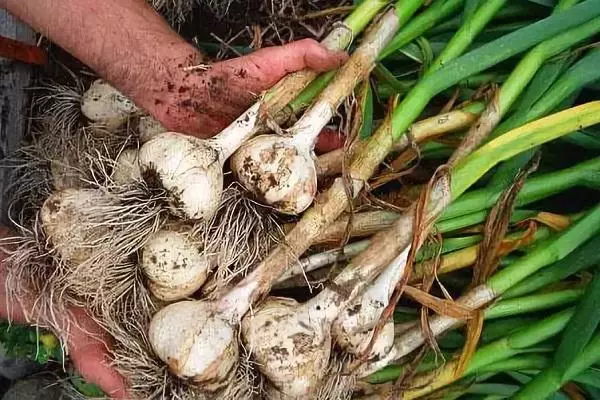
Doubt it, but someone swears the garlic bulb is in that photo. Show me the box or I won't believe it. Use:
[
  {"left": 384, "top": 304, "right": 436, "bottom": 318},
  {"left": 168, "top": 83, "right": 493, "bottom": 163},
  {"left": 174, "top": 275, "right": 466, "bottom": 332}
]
[
  {"left": 231, "top": 134, "right": 317, "bottom": 215},
  {"left": 332, "top": 246, "right": 410, "bottom": 357},
  {"left": 141, "top": 227, "right": 213, "bottom": 301},
  {"left": 241, "top": 297, "right": 331, "bottom": 397},
  {"left": 111, "top": 149, "right": 142, "bottom": 185},
  {"left": 138, "top": 103, "right": 260, "bottom": 220},
  {"left": 149, "top": 300, "right": 238, "bottom": 391},
  {"left": 81, "top": 80, "right": 139, "bottom": 130},
  {"left": 40, "top": 188, "right": 112, "bottom": 264},
  {"left": 148, "top": 278, "right": 259, "bottom": 391}
]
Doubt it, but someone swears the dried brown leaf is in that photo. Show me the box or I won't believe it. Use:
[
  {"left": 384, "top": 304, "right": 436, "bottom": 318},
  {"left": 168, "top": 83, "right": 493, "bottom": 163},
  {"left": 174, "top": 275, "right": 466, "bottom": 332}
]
[
  {"left": 361, "top": 167, "right": 452, "bottom": 361},
  {"left": 454, "top": 153, "right": 540, "bottom": 377},
  {"left": 403, "top": 286, "right": 473, "bottom": 320},
  {"left": 523, "top": 211, "right": 572, "bottom": 231}
]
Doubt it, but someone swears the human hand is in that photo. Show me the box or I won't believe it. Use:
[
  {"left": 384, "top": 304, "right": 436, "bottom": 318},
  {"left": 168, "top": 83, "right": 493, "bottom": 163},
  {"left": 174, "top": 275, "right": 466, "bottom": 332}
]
[
  {"left": 139, "top": 38, "right": 348, "bottom": 138},
  {"left": 0, "top": 234, "right": 127, "bottom": 398}
]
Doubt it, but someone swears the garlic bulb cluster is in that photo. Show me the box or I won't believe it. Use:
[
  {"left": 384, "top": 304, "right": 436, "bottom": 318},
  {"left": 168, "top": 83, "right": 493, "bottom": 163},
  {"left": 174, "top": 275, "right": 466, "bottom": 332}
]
[
  {"left": 81, "top": 80, "right": 139, "bottom": 130},
  {"left": 141, "top": 227, "right": 213, "bottom": 301}
]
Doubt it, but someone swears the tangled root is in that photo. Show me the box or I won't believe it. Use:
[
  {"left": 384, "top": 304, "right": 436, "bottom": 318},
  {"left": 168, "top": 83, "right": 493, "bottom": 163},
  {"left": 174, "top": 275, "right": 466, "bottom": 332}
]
[
  {"left": 199, "top": 183, "right": 284, "bottom": 296},
  {"left": 317, "top": 352, "right": 356, "bottom": 400},
  {"left": 0, "top": 218, "right": 65, "bottom": 333},
  {"left": 30, "top": 78, "right": 85, "bottom": 136},
  {"left": 149, "top": 0, "right": 196, "bottom": 27}
]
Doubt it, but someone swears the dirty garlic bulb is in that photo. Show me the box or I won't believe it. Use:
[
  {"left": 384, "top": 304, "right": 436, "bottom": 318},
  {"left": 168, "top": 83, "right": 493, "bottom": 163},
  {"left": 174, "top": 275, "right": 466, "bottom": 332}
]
[
  {"left": 231, "top": 131, "right": 318, "bottom": 215},
  {"left": 40, "top": 188, "right": 114, "bottom": 264},
  {"left": 241, "top": 296, "right": 334, "bottom": 397},
  {"left": 332, "top": 246, "right": 410, "bottom": 357},
  {"left": 148, "top": 279, "right": 258, "bottom": 391},
  {"left": 81, "top": 80, "right": 139, "bottom": 130},
  {"left": 138, "top": 103, "right": 260, "bottom": 220},
  {"left": 141, "top": 226, "right": 213, "bottom": 301}
]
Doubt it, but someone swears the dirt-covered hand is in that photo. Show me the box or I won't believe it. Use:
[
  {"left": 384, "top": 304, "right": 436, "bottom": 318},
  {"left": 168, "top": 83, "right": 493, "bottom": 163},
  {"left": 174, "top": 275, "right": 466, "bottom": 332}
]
[{"left": 146, "top": 39, "right": 348, "bottom": 137}]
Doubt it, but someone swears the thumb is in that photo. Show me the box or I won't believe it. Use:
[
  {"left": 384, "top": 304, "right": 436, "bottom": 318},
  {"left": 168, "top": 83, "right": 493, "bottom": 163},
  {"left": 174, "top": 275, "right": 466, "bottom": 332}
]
[{"left": 226, "top": 39, "right": 348, "bottom": 90}]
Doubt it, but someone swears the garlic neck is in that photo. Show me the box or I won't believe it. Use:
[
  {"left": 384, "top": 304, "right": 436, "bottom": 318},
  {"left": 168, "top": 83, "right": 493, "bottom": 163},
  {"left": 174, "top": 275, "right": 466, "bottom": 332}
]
[
  {"left": 217, "top": 278, "right": 260, "bottom": 323},
  {"left": 303, "top": 286, "right": 349, "bottom": 325},
  {"left": 289, "top": 101, "right": 334, "bottom": 152},
  {"left": 374, "top": 245, "right": 411, "bottom": 299},
  {"left": 211, "top": 102, "right": 261, "bottom": 160}
]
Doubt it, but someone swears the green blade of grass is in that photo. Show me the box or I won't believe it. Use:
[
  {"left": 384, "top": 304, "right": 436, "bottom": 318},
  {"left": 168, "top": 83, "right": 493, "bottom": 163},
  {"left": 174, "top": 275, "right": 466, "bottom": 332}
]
[
  {"left": 442, "top": 157, "right": 600, "bottom": 220},
  {"left": 485, "top": 288, "right": 584, "bottom": 319},
  {"left": 503, "top": 235, "right": 600, "bottom": 298}
]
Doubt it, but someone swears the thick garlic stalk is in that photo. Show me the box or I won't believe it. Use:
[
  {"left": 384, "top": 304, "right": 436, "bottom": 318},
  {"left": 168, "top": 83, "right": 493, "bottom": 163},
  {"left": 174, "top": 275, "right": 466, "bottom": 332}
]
[
  {"left": 81, "top": 80, "right": 139, "bottom": 130},
  {"left": 141, "top": 227, "right": 213, "bottom": 301},
  {"left": 231, "top": 10, "right": 401, "bottom": 215},
  {"left": 332, "top": 246, "right": 410, "bottom": 357},
  {"left": 138, "top": 103, "right": 260, "bottom": 220}
]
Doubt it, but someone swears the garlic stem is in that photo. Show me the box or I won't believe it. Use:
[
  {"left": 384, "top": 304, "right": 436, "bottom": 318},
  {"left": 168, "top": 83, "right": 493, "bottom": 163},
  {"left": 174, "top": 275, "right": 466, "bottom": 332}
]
[
  {"left": 232, "top": 9, "right": 402, "bottom": 214},
  {"left": 333, "top": 246, "right": 410, "bottom": 355},
  {"left": 209, "top": 102, "right": 261, "bottom": 160},
  {"left": 276, "top": 239, "right": 370, "bottom": 284},
  {"left": 316, "top": 103, "right": 483, "bottom": 178}
]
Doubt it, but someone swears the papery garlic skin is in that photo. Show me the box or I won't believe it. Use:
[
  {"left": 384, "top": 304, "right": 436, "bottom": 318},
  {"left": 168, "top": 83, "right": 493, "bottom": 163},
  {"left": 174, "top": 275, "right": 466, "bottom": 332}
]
[
  {"left": 141, "top": 228, "right": 212, "bottom": 301},
  {"left": 81, "top": 80, "right": 138, "bottom": 130},
  {"left": 231, "top": 135, "right": 317, "bottom": 215},
  {"left": 149, "top": 300, "right": 238, "bottom": 391},
  {"left": 138, "top": 132, "right": 223, "bottom": 220}
]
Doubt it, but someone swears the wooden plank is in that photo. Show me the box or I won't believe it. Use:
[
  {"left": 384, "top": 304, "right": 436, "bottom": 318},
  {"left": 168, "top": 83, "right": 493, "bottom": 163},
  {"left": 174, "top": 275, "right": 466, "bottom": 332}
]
[{"left": 0, "top": 10, "right": 36, "bottom": 220}]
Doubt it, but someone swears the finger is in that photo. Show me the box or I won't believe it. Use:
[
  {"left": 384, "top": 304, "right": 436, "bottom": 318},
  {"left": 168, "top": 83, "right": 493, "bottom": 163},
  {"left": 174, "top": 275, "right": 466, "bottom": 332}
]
[
  {"left": 67, "top": 308, "right": 129, "bottom": 399},
  {"left": 275, "top": 38, "right": 349, "bottom": 72},
  {"left": 226, "top": 39, "right": 348, "bottom": 89}
]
